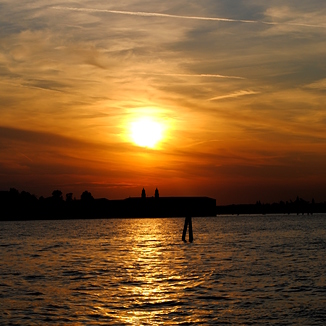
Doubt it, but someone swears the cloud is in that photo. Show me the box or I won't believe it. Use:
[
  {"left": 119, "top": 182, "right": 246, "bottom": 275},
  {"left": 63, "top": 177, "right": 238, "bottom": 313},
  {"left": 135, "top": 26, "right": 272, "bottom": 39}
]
[
  {"left": 209, "top": 90, "right": 259, "bottom": 101},
  {"left": 0, "top": 125, "right": 133, "bottom": 155},
  {"left": 304, "top": 78, "right": 326, "bottom": 90},
  {"left": 262, "top": 5, "right": 326, "bottom": 33},
  {"left": 0, "top": 125, "right": 94, "bottom": 149}
]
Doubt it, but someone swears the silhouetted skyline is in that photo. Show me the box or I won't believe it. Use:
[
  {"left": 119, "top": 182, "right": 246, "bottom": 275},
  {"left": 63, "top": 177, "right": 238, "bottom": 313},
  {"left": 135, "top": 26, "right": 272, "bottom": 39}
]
[
  {"left": 1, "top": 187, "right": 325, "bottom": 221},
  {"left": 0, "top": 187, "right": 217, "bottom": 220}
]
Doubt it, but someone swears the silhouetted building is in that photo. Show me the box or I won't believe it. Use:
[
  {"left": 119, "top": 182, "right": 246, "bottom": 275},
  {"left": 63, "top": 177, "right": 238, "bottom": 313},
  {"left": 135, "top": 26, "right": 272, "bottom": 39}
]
[
  {"left": 155, "top": 188, "right": 159, "bottom": 198},
  {"left": 116, "top": 196, "right": 216, "bottom": 217},
  {"left": 141, "top": 188, "right": 146, "bottom": 198}
]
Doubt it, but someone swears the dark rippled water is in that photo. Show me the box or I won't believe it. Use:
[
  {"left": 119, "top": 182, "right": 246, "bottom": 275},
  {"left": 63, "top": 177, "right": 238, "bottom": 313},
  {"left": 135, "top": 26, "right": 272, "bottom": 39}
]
[{"left": 1, "top": 214, "right": 326, "bottom": 325}]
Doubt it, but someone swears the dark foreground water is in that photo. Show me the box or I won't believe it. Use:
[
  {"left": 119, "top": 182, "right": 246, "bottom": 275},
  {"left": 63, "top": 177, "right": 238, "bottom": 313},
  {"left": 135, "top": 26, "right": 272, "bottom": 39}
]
[{"left": 1, "top": 214, "right": 325, "bottom": 325}]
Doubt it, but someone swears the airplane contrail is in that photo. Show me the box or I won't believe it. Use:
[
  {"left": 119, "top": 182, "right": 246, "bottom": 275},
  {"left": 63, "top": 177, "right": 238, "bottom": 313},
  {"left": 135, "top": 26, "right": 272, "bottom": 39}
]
[
  {"left": 52, "top": 6, "right": 326, "bottom": 29},
  {"left": 141, "top": 73, "right": 245, "bottom": 80},
  {"left": 209, "top": 90, "right": 259, "bottom": 101}
]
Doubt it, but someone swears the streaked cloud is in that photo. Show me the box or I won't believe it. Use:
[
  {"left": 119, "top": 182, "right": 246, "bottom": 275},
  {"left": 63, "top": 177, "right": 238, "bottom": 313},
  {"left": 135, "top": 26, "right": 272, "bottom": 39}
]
[{"left": 304, "top": 78, "right": 326, "bottom": 90}]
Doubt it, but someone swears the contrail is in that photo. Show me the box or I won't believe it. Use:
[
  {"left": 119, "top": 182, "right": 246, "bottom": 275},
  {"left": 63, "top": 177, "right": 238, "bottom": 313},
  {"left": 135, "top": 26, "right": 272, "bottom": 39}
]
[
  {"left": 20, "top": 153, "right": 33, "bottom": 162},
  {"left": 52, "top": 6, "right": 256, "bottom": 23},
  {"left": 52, "top": 6, "right": 326, "bottom": 28},
  {"left": 209, "top": 90, "right": 259, "bottom": 101},
  {"left": 141, "top": 73, "right": 245, "bottom": 80}
]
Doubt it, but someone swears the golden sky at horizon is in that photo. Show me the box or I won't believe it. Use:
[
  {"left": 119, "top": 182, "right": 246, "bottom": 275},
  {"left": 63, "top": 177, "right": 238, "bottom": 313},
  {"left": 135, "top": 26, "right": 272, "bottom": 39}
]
[{"left": 1, "top": 1, "right": 326, "bottom": 204}]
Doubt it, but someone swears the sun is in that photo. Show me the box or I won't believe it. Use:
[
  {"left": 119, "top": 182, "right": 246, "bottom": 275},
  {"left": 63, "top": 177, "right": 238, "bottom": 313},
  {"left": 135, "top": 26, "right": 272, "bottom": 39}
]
[{"left": 130, "top": 117, "right": 164, "bottom": 148}]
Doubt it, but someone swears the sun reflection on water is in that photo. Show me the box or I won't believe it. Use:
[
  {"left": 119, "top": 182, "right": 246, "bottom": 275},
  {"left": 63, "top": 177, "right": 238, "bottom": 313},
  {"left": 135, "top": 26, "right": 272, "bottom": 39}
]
[{"left": 111, "top": 218, "right": 189, "bottom": 324}]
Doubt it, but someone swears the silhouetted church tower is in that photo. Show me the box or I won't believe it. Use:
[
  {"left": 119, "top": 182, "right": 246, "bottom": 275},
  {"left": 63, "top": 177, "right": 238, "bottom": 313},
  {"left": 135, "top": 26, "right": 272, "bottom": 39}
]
[
  {"left": 155, "top": 188, "right": 159, "bottom": 198},
  {"left": 141, "top": 188, "right": 146, "bottom": 198}
]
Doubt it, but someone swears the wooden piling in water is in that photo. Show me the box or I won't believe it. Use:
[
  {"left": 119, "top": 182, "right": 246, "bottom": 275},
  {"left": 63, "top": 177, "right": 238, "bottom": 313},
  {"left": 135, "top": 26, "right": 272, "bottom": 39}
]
[
  {"left": 182, "top": 216, "right": 193, "bottom": 242},
  {"left": 188, "top": 216, "right": 193, "bottom": 243},
  {"left": 182, "top": 217, "right": 188, "bottom": 242}
]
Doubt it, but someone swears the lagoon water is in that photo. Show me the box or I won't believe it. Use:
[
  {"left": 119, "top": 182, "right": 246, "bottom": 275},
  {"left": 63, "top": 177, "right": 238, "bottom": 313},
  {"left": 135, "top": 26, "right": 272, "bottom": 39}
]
[{"left": 1, "top": 214, "right": 325, "bottom": 325}]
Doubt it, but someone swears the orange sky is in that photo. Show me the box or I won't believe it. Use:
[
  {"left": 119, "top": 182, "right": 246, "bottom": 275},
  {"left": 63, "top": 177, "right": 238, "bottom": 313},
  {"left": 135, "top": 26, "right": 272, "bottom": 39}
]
[{"left": 1, "top": 1, "right": 326, "bottom": 204}]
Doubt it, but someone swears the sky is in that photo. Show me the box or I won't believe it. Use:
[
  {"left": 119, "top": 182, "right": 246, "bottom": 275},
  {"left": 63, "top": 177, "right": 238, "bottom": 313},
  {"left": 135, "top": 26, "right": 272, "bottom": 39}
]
[{"left": 1, "top": 0, "right": 326, "bottom": 204}]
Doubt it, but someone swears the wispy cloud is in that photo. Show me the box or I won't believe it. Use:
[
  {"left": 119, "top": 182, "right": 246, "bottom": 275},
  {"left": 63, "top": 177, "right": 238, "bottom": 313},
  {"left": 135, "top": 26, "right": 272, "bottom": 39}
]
[
  {"left": 69, "top": 181, "right": 138, "bottom": 188},
  {"left": 52, "top": 6, "right": 326, "bottom": 29},
  {"left": 304, "top": 78, "right": 326, "bottom": 90},
  {"left": 264, "top": 6, "right": 326, "bottom": 30},
  {"left": 209, "top": 90, "right": 259, "bottom": 101}
]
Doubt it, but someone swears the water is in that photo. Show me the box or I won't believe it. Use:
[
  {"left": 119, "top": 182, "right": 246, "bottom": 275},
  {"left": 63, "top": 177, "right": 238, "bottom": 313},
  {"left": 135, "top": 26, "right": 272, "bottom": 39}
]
[{"left": 1, "top": 214, "right": 325, "bottom": 325}]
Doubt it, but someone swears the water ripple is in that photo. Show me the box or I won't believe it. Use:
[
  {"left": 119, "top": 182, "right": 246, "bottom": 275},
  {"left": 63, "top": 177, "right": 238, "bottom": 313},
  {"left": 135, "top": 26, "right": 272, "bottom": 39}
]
[{"left": 1, "top": 215, "right": 326, "bottom": 324}]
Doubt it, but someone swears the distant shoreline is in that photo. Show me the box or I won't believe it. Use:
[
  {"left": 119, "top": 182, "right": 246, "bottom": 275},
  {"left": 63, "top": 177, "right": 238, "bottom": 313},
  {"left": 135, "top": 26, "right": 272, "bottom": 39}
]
[
  {"left": 216, "top": 200, "right": 326, "bottom": 215},
  {"left": 1, "top": 189, "right": 325, "bottom": 221}
]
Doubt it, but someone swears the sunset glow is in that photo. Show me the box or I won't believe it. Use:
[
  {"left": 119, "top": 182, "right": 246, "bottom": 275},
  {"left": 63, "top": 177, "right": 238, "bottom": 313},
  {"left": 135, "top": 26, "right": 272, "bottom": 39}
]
[{"left": 0, "top": 1, "right": 326, "bottom": 204}]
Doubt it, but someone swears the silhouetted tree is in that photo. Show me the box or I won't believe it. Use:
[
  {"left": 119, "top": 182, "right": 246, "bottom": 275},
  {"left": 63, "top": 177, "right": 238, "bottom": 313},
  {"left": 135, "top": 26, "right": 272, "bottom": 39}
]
[
  {"left": 52, "top": 190, "right": 63, "bottom": 201},
  {"left": 66, "top": 193, "right": 73, "bottom": 202},
  {"left": 9, "top": 188, "right": 20, "bottom": 197},
  {"left": 20, "top": 191, "right": 36, "bottom": 201},
  {"left": 81, "top": 191, "right": 94, "bottom": 202}
]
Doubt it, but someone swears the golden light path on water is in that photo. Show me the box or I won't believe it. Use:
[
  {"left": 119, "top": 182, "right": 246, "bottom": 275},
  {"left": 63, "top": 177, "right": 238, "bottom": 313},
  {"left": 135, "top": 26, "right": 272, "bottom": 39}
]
[{"left": 112, "top": 218, "right": 191, "bottom": 324}]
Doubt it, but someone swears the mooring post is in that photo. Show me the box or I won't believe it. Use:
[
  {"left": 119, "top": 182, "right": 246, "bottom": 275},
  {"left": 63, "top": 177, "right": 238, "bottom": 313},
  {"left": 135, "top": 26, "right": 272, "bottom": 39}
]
[
  {"left": 182, "top": 216, "right": 193, "bottom": 242},
  {"left": 182, "top": 216, "right": 188, "bottom": 242},
  {"left": 188, "top": 216, "right": 193, "bottom": 243}
]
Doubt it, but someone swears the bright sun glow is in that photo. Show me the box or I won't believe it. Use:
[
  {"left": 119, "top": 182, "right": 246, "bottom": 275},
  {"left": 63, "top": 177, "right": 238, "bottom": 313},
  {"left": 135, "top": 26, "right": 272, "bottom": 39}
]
[{"left": 130, "top": 117, "right": 164, "bottom": 148}]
